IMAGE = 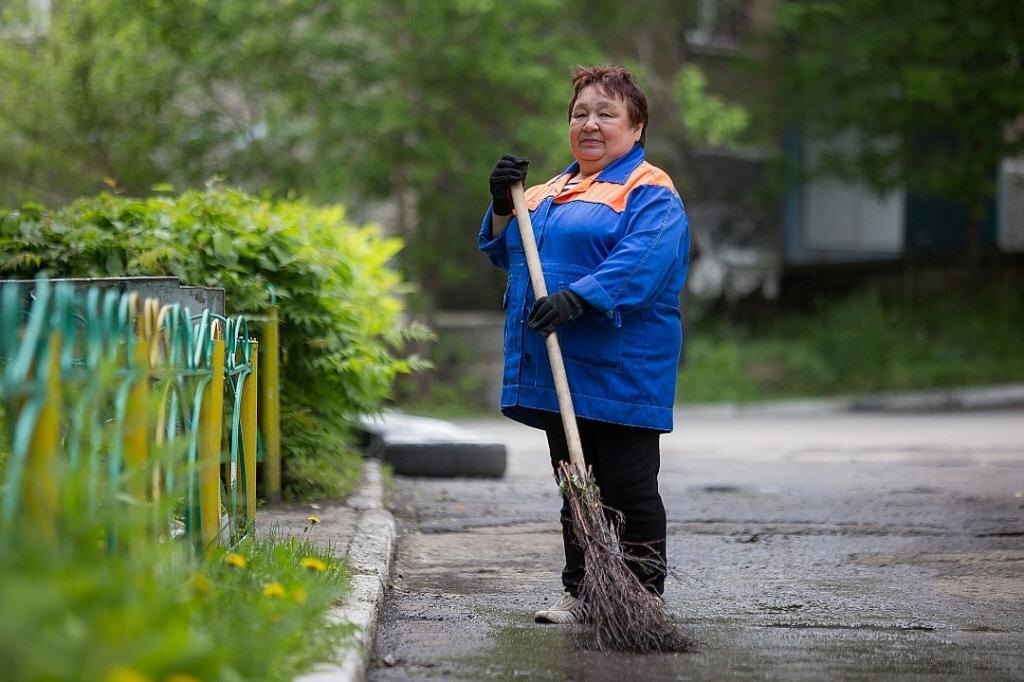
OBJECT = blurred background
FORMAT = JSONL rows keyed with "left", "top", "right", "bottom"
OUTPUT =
{"left": 2, "top": 0, "right": 1022, "bottom": 412}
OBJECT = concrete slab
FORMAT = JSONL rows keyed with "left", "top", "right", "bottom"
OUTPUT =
{"left": 369, "top": 409, "right": 1024, "bottom": 680}
{"left": 360, "top": 413, "right": 507, "bottom": 478}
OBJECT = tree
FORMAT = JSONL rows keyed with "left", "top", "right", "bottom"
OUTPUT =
{"left": 0, "top": 0, "right": 602, "bottom": 306}
{"left": 778, "top": 0, "right": 1024, "bottom": 265}
{"left": 0, "top": 1, "right": 745, "bottom": 306}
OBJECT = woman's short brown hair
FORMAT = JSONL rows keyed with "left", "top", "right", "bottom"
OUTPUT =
{"left": 568, "top": 65, "right": 649, "bottom": 147}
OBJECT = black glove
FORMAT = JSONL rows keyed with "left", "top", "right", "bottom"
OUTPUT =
{"left": 528, "top": 290, "right": 587, "bottom": 336}
{"left": 489, "top": 154, "right": 529, "bottom": 216}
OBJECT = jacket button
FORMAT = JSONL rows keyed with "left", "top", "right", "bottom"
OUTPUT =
{"left": 523, "top": 353, "right": 532, "bottom": 363}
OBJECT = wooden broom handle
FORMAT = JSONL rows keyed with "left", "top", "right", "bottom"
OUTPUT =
{"left": 510, "top": 182, "right": 586, "bottom": 473}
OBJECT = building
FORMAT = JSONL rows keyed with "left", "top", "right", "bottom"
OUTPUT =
{"left": 676, "top": 0, "right": 1024, "bottom": 301}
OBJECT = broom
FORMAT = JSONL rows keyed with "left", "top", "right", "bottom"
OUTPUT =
{"left": 510, "top": 183, "right": 693, "bottom": 653}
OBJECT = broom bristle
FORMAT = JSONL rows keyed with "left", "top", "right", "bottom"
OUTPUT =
{"left": 559, "top": 461, "right": 695, "bottom": 653}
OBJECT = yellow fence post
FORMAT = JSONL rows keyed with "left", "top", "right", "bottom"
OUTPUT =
{"left": 150, "top": 303, "right": 175, "bottom": 535}
{"left": 241, "top": 341, "right": 259, "bottom": 525}
{"left": 260, "top": 306, "right": 281, "bottom": 501}
{"left": 199, "top": 324, "right": 225, "bottom": 549}
{"left": 22, "top": 331, "right": 62, "bottom": 542}
{"left": 123, "top": 337, "right": 150, "bottom": 504}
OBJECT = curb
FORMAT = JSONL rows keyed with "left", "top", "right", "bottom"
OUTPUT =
{"left": 849, "top": 383, "right": 1024, "bottom": 412}
{"left": 676, "top": 383, "right": 1024, "bottom": 419}
{"left": 296, "top": 460, "right": 395, "bottom": 682}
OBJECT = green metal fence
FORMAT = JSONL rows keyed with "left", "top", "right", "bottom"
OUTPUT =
{"left": 0, "top": 276, "right": 280, "bottom": 552}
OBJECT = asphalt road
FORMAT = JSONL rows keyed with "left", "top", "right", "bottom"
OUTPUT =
{"left": 369, "top": 408, "right": 1024, "bottom": 680}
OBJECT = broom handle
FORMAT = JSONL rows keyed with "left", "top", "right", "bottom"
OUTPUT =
{"left": 510, "top": 182, "right": 586, "bottom": 473}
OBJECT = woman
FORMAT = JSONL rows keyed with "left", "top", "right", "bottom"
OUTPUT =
{"left": 478, "top": 65, "right": 690, "bottom": 624}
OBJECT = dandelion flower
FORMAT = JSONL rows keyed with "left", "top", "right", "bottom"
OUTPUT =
{"left": 300, "top": 556, "right": 327, "bottom": 573}
{"left": 263, "top": 582, "right": 287, "bottom": 598}
{"left": 224, "top": 553, "right": 247, "bottom": 570}
{"left": 306, "top": 515, "right": 320, "bottom": 525}
{"left": 104, "top": 666, "right": 151, "bottom": 682}
{"left": 189, "top": 573, "right": 213, "bottom": 597}
{"left": 290, "top": 586, "right": 308, "bottom": 603}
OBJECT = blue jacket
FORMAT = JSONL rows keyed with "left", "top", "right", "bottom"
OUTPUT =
{"left": 479, "top": 144, "right": 690, "bottom": 432}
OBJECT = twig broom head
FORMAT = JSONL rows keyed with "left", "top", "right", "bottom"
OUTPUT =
{"left": 559, "top": 460, "right": 694, "bottom": 653}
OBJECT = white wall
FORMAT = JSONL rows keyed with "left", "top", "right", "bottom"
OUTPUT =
{"left": 998, "top": 158, "right": 1024, "bottom": 253}
{"left": 802, "top": 177, "right": 905, "bottom": 254}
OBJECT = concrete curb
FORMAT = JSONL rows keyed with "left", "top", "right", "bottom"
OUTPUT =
{"left": 677, "top": 383, "right": 1024, "bottom": 419}
{"left": 296, "top": 460, "right": 394, "bottom": 682}
{"left": 849, "top": 383, "right": 1024, "bottom": 412}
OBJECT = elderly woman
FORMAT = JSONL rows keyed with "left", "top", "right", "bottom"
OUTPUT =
{"left": 479, "top": 65, "right": 690, "bottom": 624}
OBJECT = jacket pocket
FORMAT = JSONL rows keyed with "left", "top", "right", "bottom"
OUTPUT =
{"left": 558, "top": 279, "right": 621, "bottom": 371}
{"left": 559, "top": 316, "right": 622, "bottom": 371}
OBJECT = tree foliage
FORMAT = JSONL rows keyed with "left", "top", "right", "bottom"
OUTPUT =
{"left": 778, "top": 0, "right": 1024, "bottom": 256}
{"left": 0, "top": 1, "right": 746, "bottom": 305}
{"left": 672, "top": 65, "right": 749, "bottom": 148}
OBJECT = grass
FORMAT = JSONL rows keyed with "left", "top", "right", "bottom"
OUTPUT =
{"left": 0, "top": 523, "right": 350, "bottom": 682}
{"left": 0, "top": 403, "right": 7, "bottom": 473}
{"left": 397, "top": 277, "right": 1024, "bottom": 414}
{"left": 395, "top": 385, "right": 494, "bottom": 420}
{"left": 0, "top": 440, "right": 351, "bottom": 681}
{"left": 276, "top": 406, "right": 366, "bottom": 501}
{"left": 678, "top": 279, "right": 1024, "bottom": 403}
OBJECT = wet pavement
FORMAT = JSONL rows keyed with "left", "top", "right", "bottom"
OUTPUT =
{"left": 370, "top": 409, "right": 1024, "bottom": 680}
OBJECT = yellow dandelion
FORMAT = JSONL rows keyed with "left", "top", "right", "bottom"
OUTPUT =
{"left": 300, "top": 556, "right": 327, "bottom": 573}
{"left": 104, "top": 666, "right": 151, "bottom": 682}
{"left": 224, "top": 552, "right": 247, "bottom": 570}
{"left": 189, "top": 573, "right": 213, "bottom": 597}
{"left": 306, "top": 515, "right": 320, "bottom": 525}
{"left": 290, "top": 586, "right": 308, "bottom": 603}
{"left": 262, "top": 582, "right": 287, "bottom": 598}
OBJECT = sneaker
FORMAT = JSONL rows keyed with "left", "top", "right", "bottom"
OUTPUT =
{"left": 534, "top": 591, "right": 580, "bottom": 624}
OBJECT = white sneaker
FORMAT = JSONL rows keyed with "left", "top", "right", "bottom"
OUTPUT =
{"left": 534, "top": 591, "right": 580, "bottom": 624}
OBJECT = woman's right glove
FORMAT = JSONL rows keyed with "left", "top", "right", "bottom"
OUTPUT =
{"left": 528, "top": 290, "right": 587, "bottom": 336}
{"left": 489, "top": 155, "right": 530, "bottom": 216}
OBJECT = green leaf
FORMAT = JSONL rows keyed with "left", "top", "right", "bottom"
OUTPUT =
{"left": 105, "top": 250, "right": 124, "bottom": 276}
{"left": 212, "top": 232, "right": 233, "bottom": 259}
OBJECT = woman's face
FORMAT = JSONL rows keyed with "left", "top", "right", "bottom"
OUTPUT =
{"left": 569, "top": 84, "right": 643, "bottom": 176}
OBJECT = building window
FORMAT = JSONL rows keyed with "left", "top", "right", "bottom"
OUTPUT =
{"left": 686, "top": 0, "right": 750, "bottom": 54}
{"left": 0, "top": 0, "right": 50, "bottom": 41}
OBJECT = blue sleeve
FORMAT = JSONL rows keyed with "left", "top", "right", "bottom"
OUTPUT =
{"left": 478, "top": 202, "right": 509, "bottom": 271}
{"left": 568, "top": 185, "right": 688, "bottom": 320}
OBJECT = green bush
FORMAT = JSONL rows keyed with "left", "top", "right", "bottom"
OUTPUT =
{"left": 0, "top": 185, "right": 428, "bottom": 498}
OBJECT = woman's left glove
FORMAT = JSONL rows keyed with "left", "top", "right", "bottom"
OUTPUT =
{"left": 489, "top": 155, "right": 530, "bottom": 216}
{"left": 528, "top": 290, "right": 587, "bottom": 336}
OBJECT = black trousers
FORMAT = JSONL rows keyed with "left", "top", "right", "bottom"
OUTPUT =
{"left": 543, "top": 412, "right": 667, "bottom": 597}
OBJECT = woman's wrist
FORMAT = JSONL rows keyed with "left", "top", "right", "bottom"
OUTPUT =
{"left": 491, "top": 211, "right": 511, "bottom": 238}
